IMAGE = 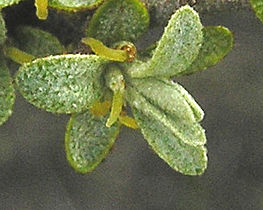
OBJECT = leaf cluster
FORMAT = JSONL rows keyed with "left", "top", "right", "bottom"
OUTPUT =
{"left": 0, "top": 0, "right": 233, "bottom": 176}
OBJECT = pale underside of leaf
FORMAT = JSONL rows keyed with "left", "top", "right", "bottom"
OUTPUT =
{"left": 125, "top": 87, "right": 206, "bottom": 147}
{"left": 0, "top": 57, "right": 15, "bottom": 126}
{"left": 132, "top": 108, "right": 207, "bottom": 176}
{"left": 159, "top": 79, "right": 204, "bottom": 122}
{"left": 14, "top": 26, "right": 65, "bottom": 57}
{"left": 65, "top": 110, "right": 121, "bottom": 173}
{"left": 129, "top": 78, "right": 203, "bottom": 123}
{"left": 86, "top": 0, "right": 149, "bottom": 46}
{"left": 48, "top": 0, "right": 103, "bottom": 11}
{"left": 250, "top": 0, "right": 263, "bottom": 24}
{"left": 178, "top": 26, "right": 233, "bottom": 76}
{"left": 127, "top": 5, "right": 203, "bottom": 78}
{"left": 15, "top": 54, "right": 107, "bottom": 114}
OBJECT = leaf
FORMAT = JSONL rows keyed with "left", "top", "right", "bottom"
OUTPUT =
{"left": 0, "top": 0, "right": 23, "bottom": 8}
{"left": 125, "top": 87, "right": 206, "bottom": 147}
{"left": 86, "top": 0, "right": 149, "bottom": 46}
{"left": 48, "top": 0, "right": 103, "bottom": 11}
{"left": 250, "top": 0, "right": 263, "bottom": 24}
{"left": 0, "top": 56, "right": 15, "bottom": 126}
{"left": 0, "top": 12, "right": 6, "bottom": 45}
{"left": 165, "top": 80, "right": 204, "bottom": 122}
{"left": 126, "top": 5, "right": 203, "bottom": 78}
{"left": 15, "top": 54, "right": 107, "bottom": 114}
{"left": 65, "top": 110, "right": 121, "bottom": 173}
{"left": 13, "top": 26, "right": 65, "bottom": 57}
{"left": 132, "top": 108, "right": 207, "bottom": 175}
{"left": 178, "top": 26, "right": 233, "bottom": 76}
{"left": 128, "top": 78, "right": 203, "bottom": 123}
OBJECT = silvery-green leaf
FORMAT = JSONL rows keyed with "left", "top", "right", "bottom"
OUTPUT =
{"left": 15, "top": 54, "right": 107, "bottom": 114}
{"left": 132, "top": 108, "right": 207, "bottom": 175}
{"left": 0, "top": 12, "right": 6, "bottom": 45}
{"left": 0, "top": 56, "right": 15, "bottom": 126}
{"left": 160, "top": 79, "right": 204, "bottom": 122}
{"left": 250, "top": 0, "right": 263, "bottom": 24}
{"left": 0, "top": 0, "right": 23, "bottom": 8}
{"left": 65, "top": 110, "right": 121, "bottom": 173}
{"left": 13, "top": 26, "right": 65, "bottom": 57}
{"left": 86, "top": 0, "right": 149, "bottom": 46}
{"left": 49, "top": 0, "right": 103, "bottom": 11}
{"left": 125, "top": 87, "right": 206, "bottom": 147}
{"left": 129, "top": 78, "right": 203, "bottom": 123}
{"left": 178, "top": 26, "right": 233, "bottom": 76}
{"left": 127, "top": 5, "right": 203, "bottom": 78}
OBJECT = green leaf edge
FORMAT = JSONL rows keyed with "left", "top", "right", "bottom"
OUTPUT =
{"left": 178, "top": 25, "right": 233, "bottom": 76}
{"left": 0, "top": 59, "right": 16, "bottom": 126}
{"left": 126, "top": 5, "right": 203, "bottom": 78}
{"left": 48, "top": 0, "right": 104, "bottom": 11}
{"left": 132, "top": 108, "right": 208, "bottom": 176}
{"left": 125, "top": 86, "right": 206, "bottom": 147}
{"left": 86, "top": 0, "right": 149, "bottom": 45}
{"left": 14, "top": 25, "right": 65, "bottom": 57}
{"left": 15, "top": 54, "right": 107, "bottom": 114}
{"left": 65, "top": 113, "right": 121, "bottom": 173}
{"left": 0, "top": 0, "right": 24, "bottom": 8}
{"left": 0, "top": 12, "right": 6, "bottom": 45}
{"left": 250, "top": 0, "right": 263, "bottom": 24}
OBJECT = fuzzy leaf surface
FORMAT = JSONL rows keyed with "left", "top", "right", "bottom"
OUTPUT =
{"left": 49, "top": 0, "right": 103, "bottom": 11}
{"left": 127, "top": 5, "right": 203, "bottom": 78}
{"left": 178, "top": 26, "right": 233, "bottom": 75}
{"left": 0, "top": 57, "right": 15, "bottom": 126}
{"left": 126, "top": 87, "right": 206, "bottom": 147}
{"left": 162, "top": 80, "right": 204, "bottom": 122}
{"left": 129, "top": 78, "right": 203, "bottom": 123}
{"left": 14, "top": 26, "right": 65, "bottom": 57}
{"left": 0, "top": 12, "right": 6, "bottom": 45}
{"left": 16, "top": 54, "right": 107, "bottom": 114}
{"left": 65, "top": 110, "right": 121, "bottom": 173}
{"left": 250, "top": 0, "right": 263, "bottom": 24}
{"left": 132, "top": 108, "right": 207, "bottom": 175}
{"left": 86, "top": 0, "right": 149, "bottom": 46}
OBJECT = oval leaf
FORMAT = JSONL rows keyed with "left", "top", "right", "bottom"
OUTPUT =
{"left": 127, "top": 5, "right": 203, "bottom": 78}
{"left": 125, "top": 87, "right": 206, "bottom": 147}
{"left": 15, "top": 54, "right": 107, "bottom": 114}
{"left": 49, "top": 0, "right": 103, "bottom": 11}
{"left": 129, "top": 78, "right": 203, "bottom": 123}
{"left": 250, "top": 0, "right": 263, "bottom": 24}
{"left": 14, "top": 26, "right": 65, "bottom": 57}
{"left": 0, "top": 12, "right": 6, "bottom": 45}
{"left": 0, "top": 57, "right": 15, "bottom": 126}
{"left": 178, "top": 26, "right": 233, "bottom": 76}
{"left": 132, "top": 108, "right": 207, "bottom": 175}
{"left": 65, "top": 110, "right": 121, "bottom": 173}
{"left": 86, "top": 0, "right": 149, "bottom": 46}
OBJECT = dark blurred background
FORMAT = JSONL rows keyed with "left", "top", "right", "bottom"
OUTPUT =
{"left": 1, "top": 2, "right": 263, "bottom": 209}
